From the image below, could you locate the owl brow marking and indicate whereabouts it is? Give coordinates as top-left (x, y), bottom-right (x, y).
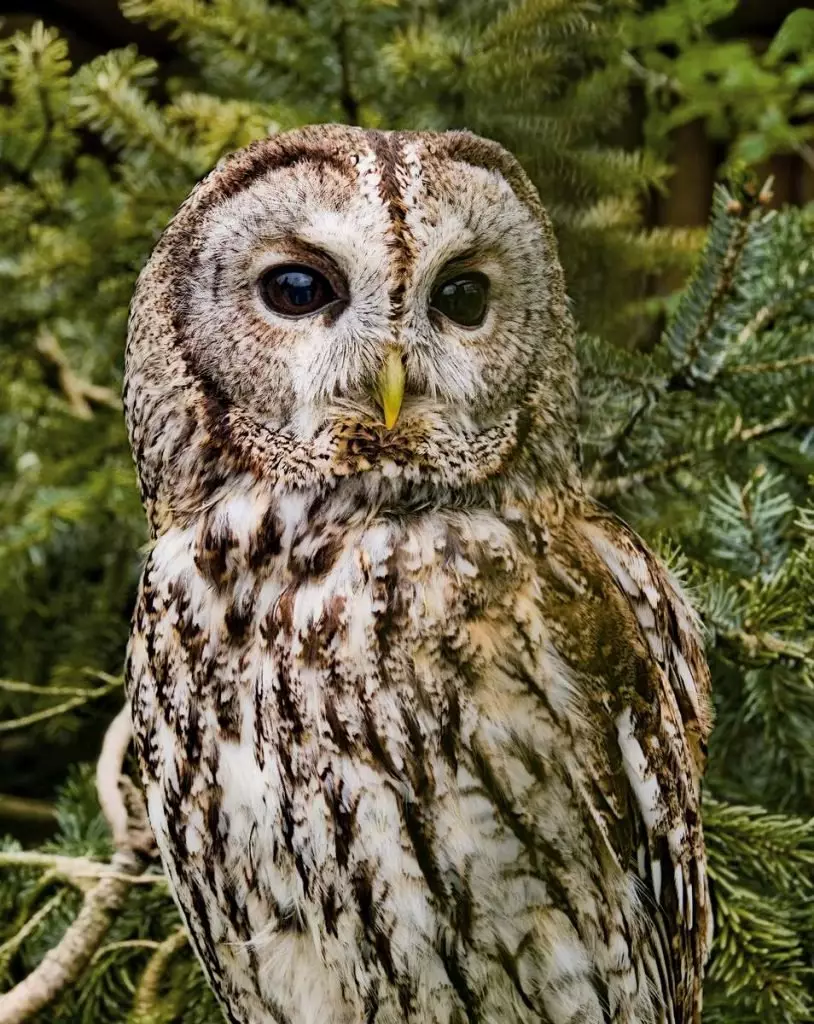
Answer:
top-left (368, 131), bottom-right (419, 323)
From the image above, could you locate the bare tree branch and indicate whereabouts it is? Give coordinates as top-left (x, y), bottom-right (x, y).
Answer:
top-left (0, 852), bottom-right (165, 887)
top-left (97, 705), bottom-right (134, 851)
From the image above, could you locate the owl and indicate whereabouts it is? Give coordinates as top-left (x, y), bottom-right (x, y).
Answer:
top-left (124, 125), bottom-right (713, 1024)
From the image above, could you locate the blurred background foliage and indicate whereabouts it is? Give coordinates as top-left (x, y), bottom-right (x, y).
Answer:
top-left (0, 1), bottom-right (813, 1022)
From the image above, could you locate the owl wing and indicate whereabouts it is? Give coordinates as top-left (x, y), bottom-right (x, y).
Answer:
top-left (543, 502), bottom-right (713, 1024)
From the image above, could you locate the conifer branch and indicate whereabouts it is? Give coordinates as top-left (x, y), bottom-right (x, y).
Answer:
top-left (20, 79), bottom-right (53, 179)
top-left (591, 394), bottom-right (653, 475)
top-left (591, 414), bottom-right (813, 497)
top-left (0, 854), bottom-right (142, 1024)
top-left (666, 211), bottom-right (751, 390)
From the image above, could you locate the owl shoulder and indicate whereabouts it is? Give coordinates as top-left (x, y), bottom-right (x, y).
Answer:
top-left (538, 498), bottom-right (713, 1015)
top-left (542, 499), bottom-right (712, 771)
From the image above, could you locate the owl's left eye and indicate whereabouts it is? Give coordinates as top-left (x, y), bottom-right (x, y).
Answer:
top-left (430, 272), bottom-right (490, 328)
top-left (259, 265), bottom-right (338, 317)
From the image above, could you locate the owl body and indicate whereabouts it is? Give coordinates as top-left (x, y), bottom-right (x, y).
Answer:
top-left (125, 126), bottom-right (712, 1024)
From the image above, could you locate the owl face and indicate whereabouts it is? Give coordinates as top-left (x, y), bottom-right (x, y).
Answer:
top-left (174, 128), bottom-right (570, 442)
top-left (127, 127), bottom-right (579, 524)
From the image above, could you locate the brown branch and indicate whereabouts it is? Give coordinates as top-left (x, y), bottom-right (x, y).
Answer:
top-left (0, 795), bottom-right (56, 825)
top-left (35, 331), bottom-right (120, 420)
top-left (0, 705), bottom-right (153, 1024)
top-left (336, 19), bottom-right (360, 125)
top-left (97, 705), bottom-right (134, 851)
top-left (721, 628), bottom-right (812, 663)
top-left (0, 852), bottom-right (143, 1024)
top-left (0, 852), bottom-right (165, 887)
top-left (725, 353), bottom-right (814, 377)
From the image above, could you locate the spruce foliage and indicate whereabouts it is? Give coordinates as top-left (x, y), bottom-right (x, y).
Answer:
top-left (1, 3), bottom-right (813, 1022)
top-left (583, 181), bottom-right (814, 1022)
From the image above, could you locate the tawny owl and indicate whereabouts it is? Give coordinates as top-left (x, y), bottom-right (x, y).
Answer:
top-left (124, 125), bottom-right (713, 1024)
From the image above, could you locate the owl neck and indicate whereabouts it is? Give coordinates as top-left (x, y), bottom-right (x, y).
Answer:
top-left (127, 353), bottom-right (580, 538)
top-left (143, 430), bottom-right (580, 540)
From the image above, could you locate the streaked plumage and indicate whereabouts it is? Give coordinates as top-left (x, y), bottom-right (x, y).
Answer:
top-left (124, 125), bottom-right (713, 1024)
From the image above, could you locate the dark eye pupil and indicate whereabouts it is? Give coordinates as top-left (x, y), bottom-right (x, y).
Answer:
top-left (260, 265), bottom-right (336, 316)
top-left (432, 273), bottom-right (489, 327)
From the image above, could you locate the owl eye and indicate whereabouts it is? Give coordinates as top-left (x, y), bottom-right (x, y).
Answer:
top-left (430, 272), bottom-right (489, 328)
top-left (259, 264), bottom-right (338, 317)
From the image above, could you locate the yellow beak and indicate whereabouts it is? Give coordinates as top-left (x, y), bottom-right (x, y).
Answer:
top-left (378, 348), bottom-right (405, 430)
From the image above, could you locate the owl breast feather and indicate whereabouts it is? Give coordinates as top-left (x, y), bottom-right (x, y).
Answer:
top-left (127, 482), bottom-right (699, 1024)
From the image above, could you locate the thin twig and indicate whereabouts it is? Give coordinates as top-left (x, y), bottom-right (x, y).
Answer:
top-left (721, 628), bottom-right (812, 663)
top-left (131, 929), bottom-right (189, 1024)
top-left (35, 331), bottom-right (120, 419)
top-left (90, 939), bottom-right (160, 966)
top-left (0, 852), bottom-right (165, 887)
top-left (84, 669), bottom-right (123, 687)
top-left (732, 303), bottom-right (776, 352)
top-left (589, 394), bottom-right (652, 484)
top-left (0, 893), bottom-right (66, 967)
top-left (726, 353), bottom-right (814, 377)
top-left (0, 679), bottom-right (106, 699)
top-left (0, 705), bottom-right (153, 1024)
top-left (0, 679), bottom-right (120, 735)
top-left (0, 794), bottom-right (56, 825)
top-left (591, 451), bottom-right (692, 498)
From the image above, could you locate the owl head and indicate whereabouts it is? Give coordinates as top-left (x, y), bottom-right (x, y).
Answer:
top-left (125, 125), bottom-right (579, 532)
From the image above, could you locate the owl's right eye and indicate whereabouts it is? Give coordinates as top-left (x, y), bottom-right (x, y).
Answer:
top-left (259, 265), bottom-right (338, 317)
